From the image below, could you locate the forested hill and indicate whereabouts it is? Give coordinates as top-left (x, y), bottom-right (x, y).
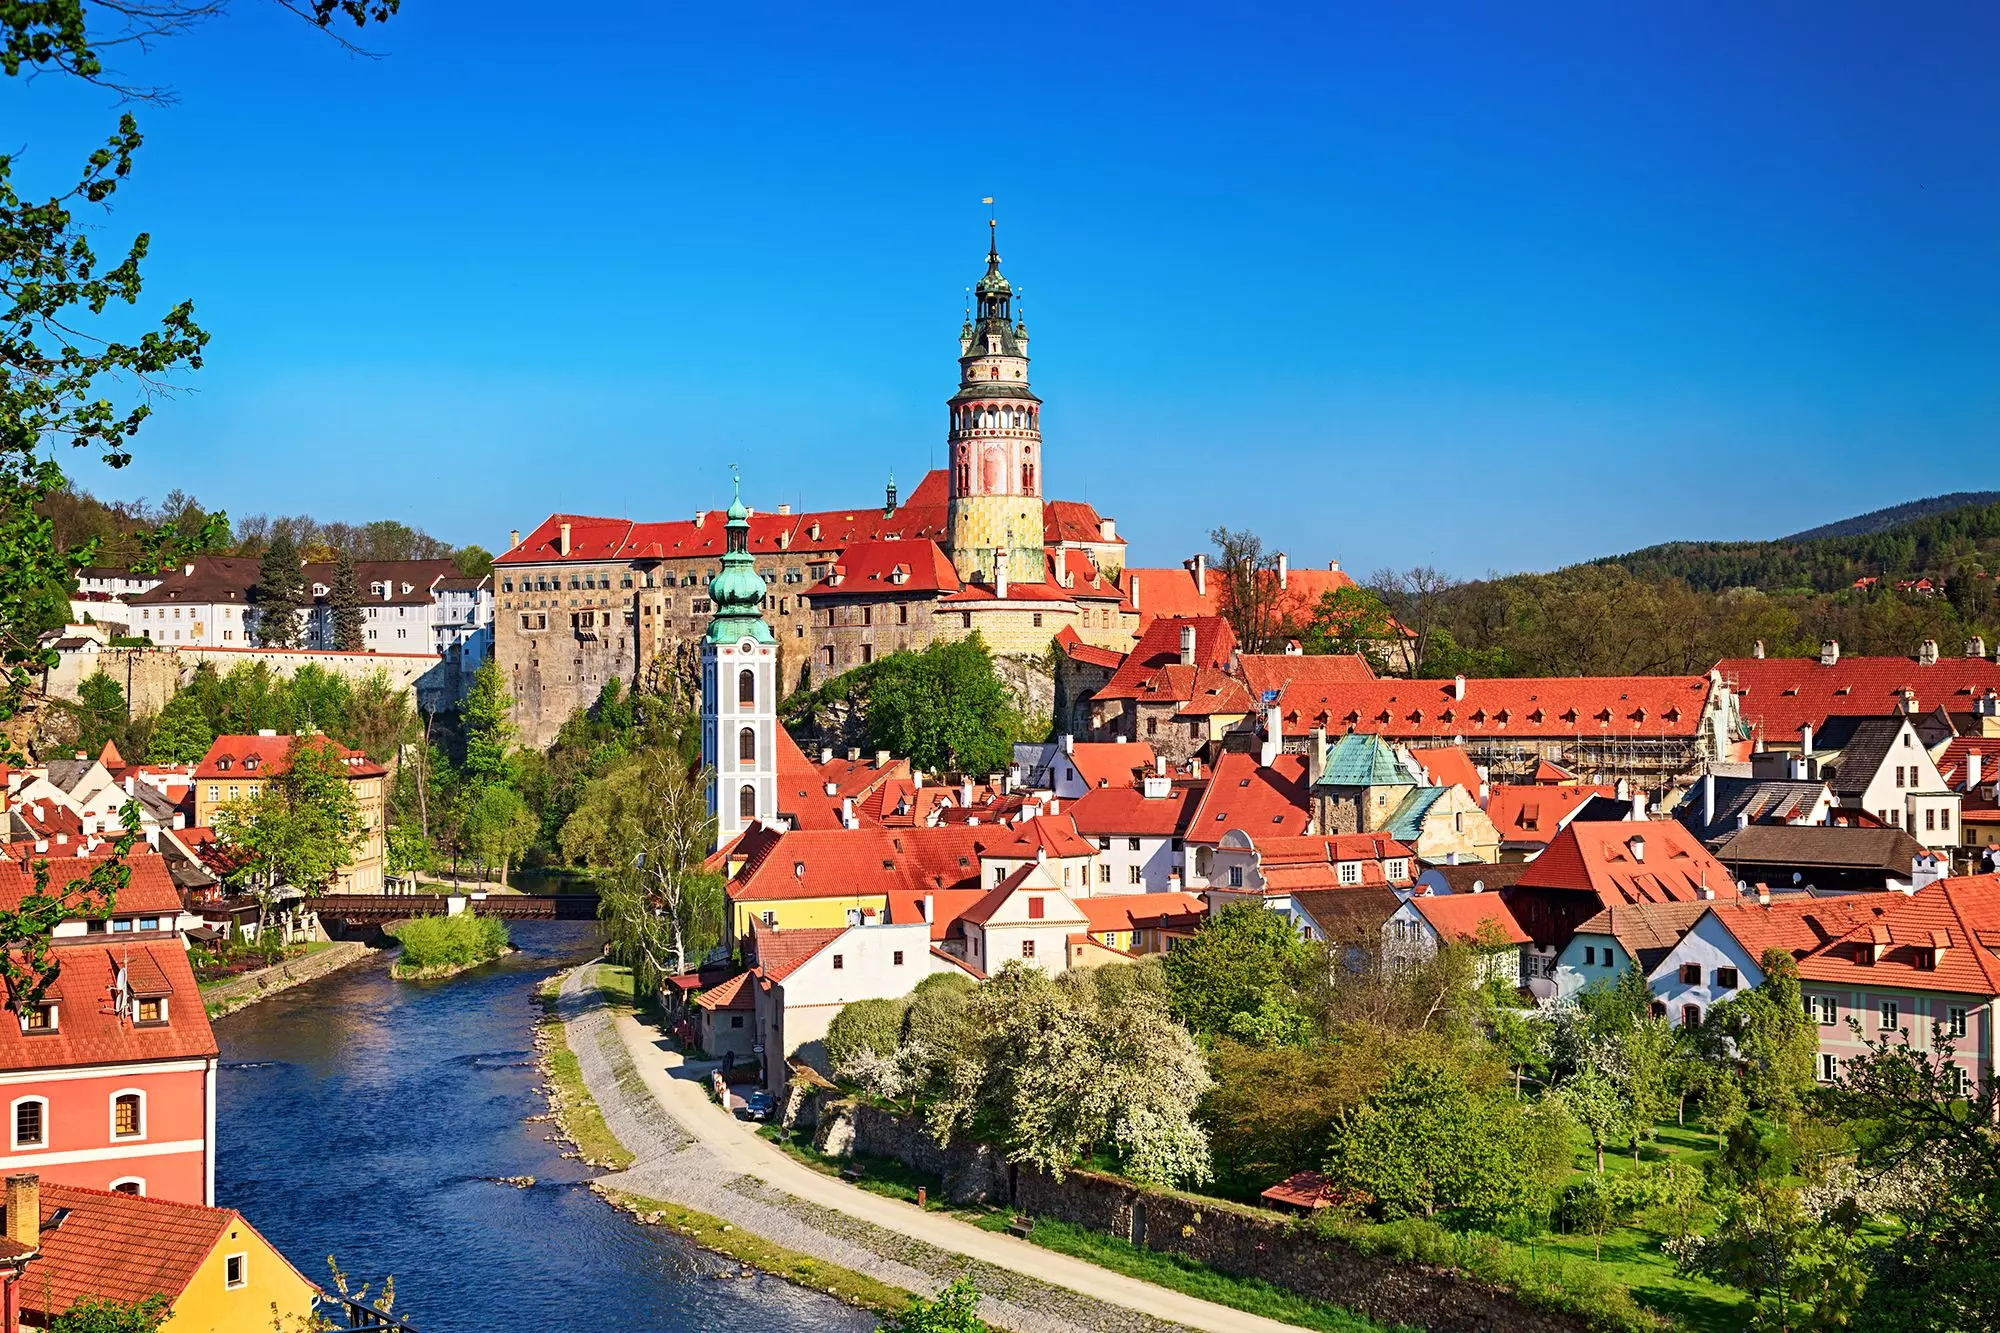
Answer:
top-left (1780, 492), bottom-right (2000, 542)
top-left (1590, 494), bottom-right (2000, 596)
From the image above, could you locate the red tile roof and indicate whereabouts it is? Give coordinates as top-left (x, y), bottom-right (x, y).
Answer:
top-left (0, 941), bottom-right (216, 1073)
top-left (1095, 617), bottom-right (1237, 702)
top-left (1053, 626), bottom-right (1128, 671)
top-left (1265, 676), bottom-right (1714, 741)
top-left (1486, 785), bottom-right (1618, 847)
top-left (1797, 875), bottom-right (2000, 995)
top-left (1235, 655), bottom-right (1378, 709)
top-left (1044, 499), bottom-right (1118, 546)
top-left (1702, 893), bottom-right (1903, 965)
top-left (724, 825), bottom-right (990, 903)
top-left (959, 864), bottom-right (1087, 927)
top-left (805, 538), bottom-right (962, 598)
top-left (884, 887), bottom-right (993, 940)
top-left (1719, 653), bottom-right (2000, 742)
top-left (1411, 893), bottom-right (1529, 945)
top-left (0, 852), bottom-right (184, 918)
top-left (1409, 745), bottom-right (1482, 796)
top-left (694, 972), bottom-right (755, 1011)
top-left (995, 814), bottom-right (1097, 861)
top-left (1076, 892), bottom-right (1209, 934)
top-left (774, 729), bottom-right (846, 831)
top-left (812, 753), bottom-right (911, 803)
top-left (1066, 785), bottom-right (1204, 838)
top-left (1534, 759), bottom-right (1579, 784)
top-left (938, 575), bottom-right (1084, 606)
top-left (10, 1183), bottom-right (299, 1321)
top-left (1061, 741), bottom-right (1156, 793)
top-left (1185, 752), bottom-right (1310, 846)
top-left (1117, 565), bottom-right (1357, 635)
top-left (194, 733), bottom-right (385, 781)
top-left (1519, 819), bottom-right (1740, 907)
top-left (748, 922), bottom-right (849, 983)
top-left (1249, 833), bottom-right (1416, 892)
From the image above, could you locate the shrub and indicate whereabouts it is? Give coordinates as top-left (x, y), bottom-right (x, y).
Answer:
top-left (390, 914), bottom-right (510, 974)
top-left (826, 996), bottom-right (907, 1076)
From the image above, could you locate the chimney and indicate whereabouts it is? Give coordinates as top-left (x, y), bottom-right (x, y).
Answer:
top-left (182, 562), bottom-right (195, 577)
top-left (1969, 636), bottom-right (1988, 659)
top-left (1156, 754), bottom-right (1168, 777)
top-left (820, 746), bottom-right (833, 765)
top-left (913, 769), bottom-right (924, 790)
top-left (995, 547), bottom-right (1008, 599)
top-left (1702, 772), bottom-right (1715, 828)
top-left (509, 529), bottom-right (520, 550)
top-left (558, 522), bottom-right (572, 557)
top-left (1452, 674), bottom-right (1466, 701)
top-left (1819, 639), bottom-right (1840, 667)
top-left (1309, 725), bottom-right (1328, 787)
top-left (875, 750), bottom-right (890, 767)
top-left (1178, 624), bottom-right (1196, 667)
top-left (961, 777), bottom-right (973, 806)
top-left (847, 747), bottom-right (861, 762)
top-left (5, 1174), bottom-right (37, 1250)
top-left (1614, 778), bottom-right (1629, 802)
top-left (1919, 638), bottom-right (1940, 667)
top-left (1752, 639), bottom-right (1766, 659)
top-left (1276, 552), bottom-right (1289, 589)
top-left (1327, 560), bottom-right (1341, 573)
top-left (1631, 791), bottom-right (1646, 821)
top-left (1756, 882), bottom-right (1771, 906)
top-left (1192, 553), bottom-right (1206, 597)
top-left (922, 893), bottom-right (934, 924)
top-left (1800, 723), bottom-right (1814, 757)
top-left (1967, 750), bottom-right (1982, 793)
top-left (777, 503), bottom-right (792, 515)
top-left (1259, 704), bottom-right (1282, 767)
top-left (841, 797), bottom-right (856, 829)
top-left (1128, 572), bottom-right (1140, 611)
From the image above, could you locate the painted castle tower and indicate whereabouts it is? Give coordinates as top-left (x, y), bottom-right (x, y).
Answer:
top-left (701, 477), bottom-right (778, 851)
top-left (946, 222), bottom-right (1046, 586)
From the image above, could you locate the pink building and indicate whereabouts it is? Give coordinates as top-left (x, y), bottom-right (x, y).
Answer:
top-left (1797, 875), bottom-right (2000, 1091)
top-left (0, 860), bottom-right (217, 1206)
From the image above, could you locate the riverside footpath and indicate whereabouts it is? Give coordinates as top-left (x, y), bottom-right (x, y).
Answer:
top-left (557, 965), bottom-right (1316, 1333)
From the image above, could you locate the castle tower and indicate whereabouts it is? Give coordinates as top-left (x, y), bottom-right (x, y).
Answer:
top-left (947, 221), bottom-right (1045, 585)
top-left (701, 477), bottom-right (778, 851)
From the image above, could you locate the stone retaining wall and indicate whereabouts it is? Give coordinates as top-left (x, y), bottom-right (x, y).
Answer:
top-left (815, 1106), bottom-right (1601, 1333)
top-left (201, 940), bottom-right (375, 1015)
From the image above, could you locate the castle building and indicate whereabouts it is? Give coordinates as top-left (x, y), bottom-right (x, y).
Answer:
top-left (701, 483), bottom-right (780, 850)
top-left (493, 228), bottom-right (1133, 748)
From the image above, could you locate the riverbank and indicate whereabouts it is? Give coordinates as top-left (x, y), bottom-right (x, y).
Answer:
top-left (200, 939), bottom-right (374, 1017)
top-left (556, 960), bottom-right (1312, 1333)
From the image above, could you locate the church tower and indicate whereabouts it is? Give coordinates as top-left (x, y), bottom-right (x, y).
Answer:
top-left (947, 221), bottom-right (1046, 585)
top-left (701, 476), bottom-right (778, 851)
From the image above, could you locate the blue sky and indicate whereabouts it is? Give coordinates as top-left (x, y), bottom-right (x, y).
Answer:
top-left (9, 2), bottom-right (1998, 575)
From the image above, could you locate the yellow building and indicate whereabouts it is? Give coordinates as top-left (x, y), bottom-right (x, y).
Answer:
top-left (7, 1174), bottom-right (318, 1331)
top-left (194, 732), bottom-right (389, 894)
top-left (716, 823), bottom-right (992, 953)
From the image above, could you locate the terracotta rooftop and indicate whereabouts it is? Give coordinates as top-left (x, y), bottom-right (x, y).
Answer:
top-left (1797, 875), bottom-right (2000, 995)
top-left (1185, 752), bottom-right (1310, 847)
top-left (1411, 892), bottom-right (1530, 945)
top-left (1719, 652), bottom-right (2000, 742)
top-left (1264, 676), bottom-right (1714, 741)
top-left (0, 940), bottom-right (216, 1074)
top-left (1519, 819), bottom-right (1740, 908)
top-left (194, 733), bottom-right (385, 782)
top-left (1095, 617), bottom-right (1236, 702)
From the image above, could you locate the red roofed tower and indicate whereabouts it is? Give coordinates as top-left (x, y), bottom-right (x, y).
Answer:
top-left (947, 220), bottom-right (1046, 586)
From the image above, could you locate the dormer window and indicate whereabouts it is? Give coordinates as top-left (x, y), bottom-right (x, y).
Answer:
top-left (215, 758), bottom-right (232, 772)
top-left (133, 996), bottom-right (167, 1026)
top-left (20, 1002), bottom-right (56, 1033)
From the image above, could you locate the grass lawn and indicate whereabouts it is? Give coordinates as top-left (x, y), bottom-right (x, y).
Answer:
top-left (594, 963), bottom-right (639, 1010)
top-left (1547, 1119), bottom-right (1746, 1333)
top-left (761, 1134), bottom-right (1399, 1333)
top-left (534, 972), bottom-right (636, 1170)
top-left (602, 1189), bottom-right (914, 1315)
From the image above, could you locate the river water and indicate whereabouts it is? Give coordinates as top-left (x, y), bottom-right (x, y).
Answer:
top-left (215, 921), bottom-right (873, 1333)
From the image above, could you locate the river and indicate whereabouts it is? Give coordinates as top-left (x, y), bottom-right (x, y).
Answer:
top-left (215, 920), bottom-right (874, 1333)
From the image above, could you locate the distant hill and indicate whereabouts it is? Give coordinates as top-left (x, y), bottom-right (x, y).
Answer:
top-left (1780, 492), bottom-right (2000, 542)
top-left (1591, 493), bottom-right (2000, 596)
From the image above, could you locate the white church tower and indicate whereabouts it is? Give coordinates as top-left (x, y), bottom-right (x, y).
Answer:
top-left (701, 477), bottom-right (779, 850)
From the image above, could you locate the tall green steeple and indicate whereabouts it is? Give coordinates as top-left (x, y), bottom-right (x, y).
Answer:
top-left (703, 475), bottom-right (774, 645)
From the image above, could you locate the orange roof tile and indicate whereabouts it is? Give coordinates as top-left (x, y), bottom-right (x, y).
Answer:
top-left (1266, 676), bottom-right (1713, 741)
top-left (1235, 654), bottom-right (1377, 707)
top-left (1076, 892), bottom-right (1209, 934)
top-left (1053, 626), bottom-right (1128, 671)
top-left (748, 922), bottom-right (849, 983)
top-left (1409, 745), bottom-right (1482, 796)
top-left (194, 733), bottom-right (384, 781)
top-left (805, 538), bottom-right (962, 598)
top-left (0, 852), bottom-right (183, 918)
top-left (1095, 617), bottom-right (1236, 702)
top-left (694, 972), bottom-right (755, 1011)
top-left (1066, 785), bottom-right (1204, 838)
top-left (1486, 784), bottom-right (1617, 847)
top-left (1797, 875), bottom-right (2000, 995)
top-left (1719, 654), bottom-right (2000, 743)
top-left (725, 825), bottom-right (990, 903)
top-left (884, 887), bottom-right (993, 940)
top-left (1117, 565), bottom-right (1357, 636)
top-left (1061, 742), bottom-right (1156, 793)
top-left (1185, 752), bottom-right (1310, 846)
top-left (774, 729), bottom-right (846, 831)
top-left (1519, 819), bottom-right (1739, 908)
top-left (1411, 893), bottom-right (1529, 944)
top-left (0, 941), bottom-right (215, 1074)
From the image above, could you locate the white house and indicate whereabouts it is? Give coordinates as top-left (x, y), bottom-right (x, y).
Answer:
top-left (1387, 891), bottom-right (1531, 989)
top-left (1813, 715), bottom-right (1961, 850)
top-left (749, 919), bottom-right (958, 1094)
top-left (1551, 901), bottom-right (1713, 1001)
top-left (1066, 772), bottom-right (1199, 893)
top-left (958, 862), bottom-right (1091, 975)
top-left (1643, 893), bottom-right (1903, 1031)
top-left (431, 575), bottom-right (494, 670)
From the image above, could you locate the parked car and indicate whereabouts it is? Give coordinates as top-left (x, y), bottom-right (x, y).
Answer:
top-left (743, 1091), bottom-right (776, 1121)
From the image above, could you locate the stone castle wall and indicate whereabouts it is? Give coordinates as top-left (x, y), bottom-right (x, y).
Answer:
top-left (43, 646), bottom-right (442, 717)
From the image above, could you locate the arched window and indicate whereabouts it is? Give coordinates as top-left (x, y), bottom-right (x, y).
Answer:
top-left (111, 1091), bottom-right (143, 1139)
top-left (738, 668), bottom-right (755, 707)
top-left (1681, 1004), bottom-right (1702, 1030)
top-left (738, 785), bottom-right (757, 821)
top-left (1022, 463), bottom-right (1035, 493)
top-left (739, 727), bottom-right (756, 763)
top-left (109, 1178), bottom-right (145, 1196)
top-left (11, 1097), bottom-right (46, 1149)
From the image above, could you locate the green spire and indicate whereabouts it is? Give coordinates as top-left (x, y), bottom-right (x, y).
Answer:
top-left (704, 471), bottom-right (773, 645)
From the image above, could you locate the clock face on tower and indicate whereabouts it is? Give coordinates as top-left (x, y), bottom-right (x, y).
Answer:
top-left (738, 637), bottom-right (759, 653)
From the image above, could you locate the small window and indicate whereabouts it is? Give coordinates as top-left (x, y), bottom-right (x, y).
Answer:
top-left (1811, 995), bottom-right (1837, 1025)
top-left (729, 1015), bottom-right (744, 1029)
top-left (1948, 1006), bottom-right (1968, 1038)
top-left (135, 997), bottom-right (165, 1025)
top-left (761, 910), bottom-right (776, 926)
top-left (21, 1003), bottom-right (55, 1033)
top-left (1714, 967), bottom-right (1739, 990)
top-left (1680, 1004), bottom-right (1701, 1030)
top-left (1027, 897), bottom-right (1045, 920)
top-left (1818, 1052), bottom-right (1838, 1082)
top-left (1337, 862), bottom-right (1360, 885)
top-left (739, 727), bottom-right (757, 763)
top-left (1880, 1000), bottom-right (1900, 1032)
top-left (893, 951), bottom-right (904, 966)
top-left (225, 1254), bottom-right (247, 1290)
top-left (1128, 865), bottom-right (1142, 885)
top-left (1127, 837), bottom-right (1141, 852)
top-left (1021, 939), bottom-right (1036, 959)
top-left (831, 955), bottom-right (843, 970)
top-left (1584, 946), bottom-right (1596, 965)
top-left (1032, 613), bottom-right (1043, 628)
top-left (113, 1092), bottom-right (142, 1138)
top-left (110, 1179), bottom-right (144, 1195)
top-left (1679, 963), bottom-right (1701, 985)
top-left (739, 785), bottom-right (756, 820)
top-left (12, 1099), bottom-right (44, 1148)
top-left (1227, 866), bottom-right (1244, 888)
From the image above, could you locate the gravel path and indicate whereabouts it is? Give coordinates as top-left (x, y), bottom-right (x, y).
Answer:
top-left (556, 964), bottom-right (1299, 1333)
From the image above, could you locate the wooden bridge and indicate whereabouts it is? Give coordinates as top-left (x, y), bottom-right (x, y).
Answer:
top-left (312, 893), bottom-right (599, 923)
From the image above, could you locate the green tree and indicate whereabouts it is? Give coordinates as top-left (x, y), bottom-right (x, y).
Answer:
top-left (385, 823), bottom-right (432, 882)
top-left (1161, 903), bottom-right (1320, 1045)
top-left (826, 996), bottom-right (908, 1075)
top-left (858, 634), bottom-right (1022, 777)
top-left (1558, 1061), bottom-right (1633, 1174)
top-left (48, 1295), bottom-right (170, 1333)
top-left (1296, 585), bottom-right (1400, 664)
top-left (329, 547), bottom-right (364, 651)
top-left (879, 1276), bottom-right (986, 1333)
top-left (1676, 1177), bottom-right (1870, 1333)
top-left (254, 530), bottom-right (304, 647)
top-left (145, 688), bottom-right (214, 763)
top-left (462, 783), bottom-right (537, 888)
top-left (1710, 949), bottom-right (1819, 1122)
top-left (461, 659), bottom-right (516, 791)
top-left (1616, 1015), bottom-right (1684, 1156)
top-left (560, 747), bottom-right (723, 988)
top-left (1483, 985), bottom-right (1549, 1097)
top-left (1326, 1054), bottom-right (1568, 1225)
top-left (212, 736), bottom-right (363, 894)
top-left (453, 544), bottom-right (494, 578)
top-left (65, 671), bottom-right (129, 756)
